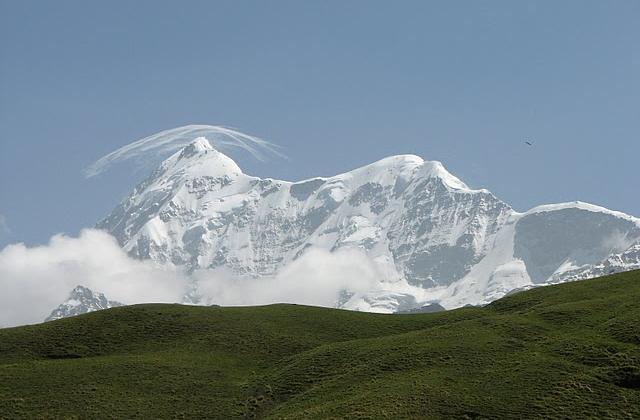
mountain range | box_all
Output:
[48,137,640,319]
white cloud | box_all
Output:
[0,230,384,328]
[194,248,381,308]
[0,229,187,327]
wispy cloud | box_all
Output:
[0,214,10,238]
[84,125,286,178]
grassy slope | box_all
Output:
[0,271,638,419]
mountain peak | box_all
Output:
[178,137,214,159]
[45,285,123,322]
[151,137,244,178]
[420,160,471,191]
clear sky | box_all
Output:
[1,0,638,247]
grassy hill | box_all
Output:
[0,271,639,419]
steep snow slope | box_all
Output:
[96,138,640,312]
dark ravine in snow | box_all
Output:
[67,137,639,314]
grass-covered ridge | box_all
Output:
[1,271,639,419]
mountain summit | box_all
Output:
[45,285,123,322]
[96,139,640,312]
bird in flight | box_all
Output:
[525,140,533,146]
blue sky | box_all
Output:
[1,0,638,246]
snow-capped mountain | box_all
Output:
[45,285,123,322]
[96,137,640,312]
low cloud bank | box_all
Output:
[195,248,380,308]
[0,230,187,327]
[0,229,381,327]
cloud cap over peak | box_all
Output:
[85,125,285,178]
